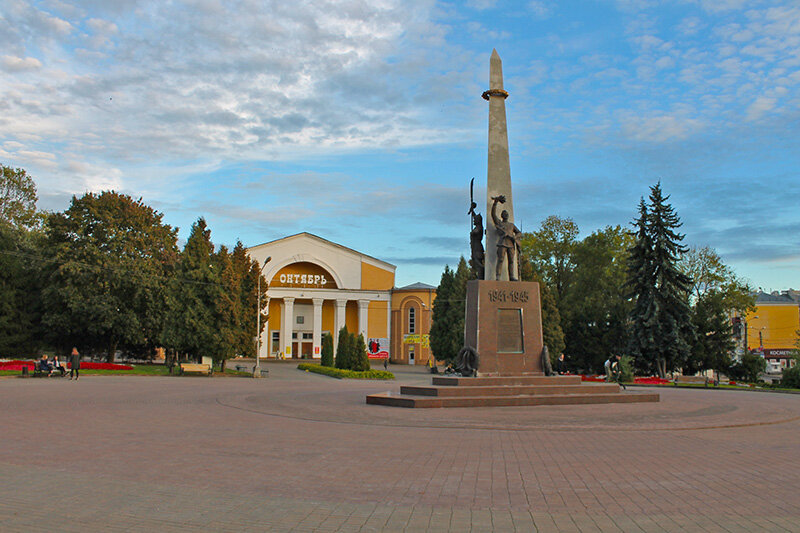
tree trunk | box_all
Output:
[106,341,117,363]
[221,359,227,372]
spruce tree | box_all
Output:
[626,183,694,377]
[320,333,334,367]
[430,265,455,362]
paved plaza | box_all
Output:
[1,364,799,532]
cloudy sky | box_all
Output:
[2,0,799,289]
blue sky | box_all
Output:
[1,0,799,289]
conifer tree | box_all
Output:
[213,245,238,370]
[353,333,371,371]
[626,183,694,377]
[519,255,565,361]
[320,333,334,367]
[335,325,351,369]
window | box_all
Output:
[296,316,305,324]
[271,331,280,353]
[408,306,416,334]
[302,333,313,340]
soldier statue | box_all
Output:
[490,195,521,281]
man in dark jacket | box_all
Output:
[69,347,81,380]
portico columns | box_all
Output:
[334,298,347,355]
[312,298,324,358]
[281,297,295,358]
[357,299,370,339]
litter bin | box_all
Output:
[22,366,28,377]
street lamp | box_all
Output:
[254,256,271,378]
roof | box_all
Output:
[248,232,396,271]
[396,282,436,291]
[755,291,800,304]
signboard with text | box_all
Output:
[367,338,389,359]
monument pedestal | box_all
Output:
[465,280,543,376]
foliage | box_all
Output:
[43,191,179,361]
[320,333,334,367]
[685,290,735,376]
[1,164,42,230]
[429,257,470,363]
[231,241,267,359]
[519,215,579,304]
[297,362,394,380]
[681,246,755,314]
[558,226,632,373]
[335,326,352,369]
[618,355,634,382]
[728,351,767,383]
[780,354,800,389]
[626,183,695,377]
[352,333,371,371]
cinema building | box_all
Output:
[247,233,436,365]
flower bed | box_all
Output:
[634,376,671,385]
[0,360,133,371]
[581,375,606,382]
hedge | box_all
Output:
[297,363,393,380]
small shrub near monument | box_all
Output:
[320,333,334,367]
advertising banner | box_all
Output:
[367,338,389,359]
[403,334,430,348]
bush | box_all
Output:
[729,351,767,383]
[297,363,393,380]
[780,355,800,389]
[618,355,634,383]
[335,326,351,369]
[352,333,371,372]
[320,333,333,367]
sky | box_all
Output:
[1,0,799,290]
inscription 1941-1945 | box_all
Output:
[487,289,529,303]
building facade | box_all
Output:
[742,290,800,371]
[390,282,436,365]
[248,233,395,360]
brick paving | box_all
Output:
[1,364,799,532]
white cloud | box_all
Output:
[0,55,42,72]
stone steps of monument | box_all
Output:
[432,375,581,387]
[365,391,660,408]
[400,383,620,397]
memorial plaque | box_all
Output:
[497,308,523,353]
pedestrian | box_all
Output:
[383,357,388,371]
[69,347,81,380]
[557,353,566,374]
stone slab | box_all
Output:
[400,383,621,397]
[366,391,661,408]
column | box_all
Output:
[357,299,370,340]
[386,301,392,362]
[312,298,324,358]
[333,298,347,355]
[282,297,295,359]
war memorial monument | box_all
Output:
[367,50,659,407]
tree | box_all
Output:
[352,333,371,371]
[681,246,754,315]
[43,191,179,361]
[212,245,239,370]
[780,352,800,389]
[335,326,352,369]
[429,258,470,363]
[626,183,694,377]
[685,291,735,376]
[231,241,265,359]
[519,215,579,305]
[1,164,42,230]
[559,226,633,373]
[729,351,766,383]
[320,333,334,367]
[162,218,219,363]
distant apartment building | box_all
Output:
[740,290,800,371]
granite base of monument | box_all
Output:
[465,280,543,376]
[366,279,659,408]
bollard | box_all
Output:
[21,366,28,377]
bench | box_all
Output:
[674,375,709,386]
[31,362,66,378]
[235,364,247,372]
[180,363,212,376]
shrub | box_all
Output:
[352,333,371,372]
[780,354,800,389]
[334,326,351,369]
[729,351,767,383]
[618,355,634,383]
[297,363,393,380]
[320,333,334,367]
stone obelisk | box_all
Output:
[483,49,518,282]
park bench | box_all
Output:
[674,375,709,386]
[31,361,66,378]
[179,363,212,376]
[235,364,247,372]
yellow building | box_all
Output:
[391,282,436,365]
[744,290,800,369]
[248,233,395,360]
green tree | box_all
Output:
[780,352,800,389]
[729,351,766,383]
[519,215,579,305]
[231,241,265,359]
[685,291,735,376]
[626,183,694,377]
[43,191,179,361]
[681,246,755,314]
[429,257,470,363]
[559,226,633,373]
[320,333,334,367]
[335,326,352,369]
[352,333,371,371]
[212,245,239,370]
[163,218,219,363]
[1,164,42,230]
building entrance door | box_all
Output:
[408,345,415,365]
[292,342,299,359]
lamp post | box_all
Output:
[254,256,271,378]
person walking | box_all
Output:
[69,347,81,380]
